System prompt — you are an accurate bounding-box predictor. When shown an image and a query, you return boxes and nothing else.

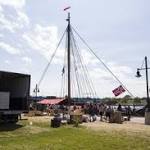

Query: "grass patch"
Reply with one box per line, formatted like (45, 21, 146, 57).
(0, 120, 150, 150)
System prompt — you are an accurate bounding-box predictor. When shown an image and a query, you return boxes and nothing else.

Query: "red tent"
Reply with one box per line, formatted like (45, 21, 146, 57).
(37, 98, 64, 105)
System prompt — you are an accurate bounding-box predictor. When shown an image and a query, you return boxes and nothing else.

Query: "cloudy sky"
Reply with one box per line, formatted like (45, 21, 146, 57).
(0, 0, 150, 98)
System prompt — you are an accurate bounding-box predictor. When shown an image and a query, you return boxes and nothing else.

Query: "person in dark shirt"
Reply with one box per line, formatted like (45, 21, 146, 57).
(126, 106, 131, 121)
(117, 104, 122, 112)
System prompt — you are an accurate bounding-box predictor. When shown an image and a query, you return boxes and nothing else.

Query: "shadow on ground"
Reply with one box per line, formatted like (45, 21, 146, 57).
(0, 123, 23, 131)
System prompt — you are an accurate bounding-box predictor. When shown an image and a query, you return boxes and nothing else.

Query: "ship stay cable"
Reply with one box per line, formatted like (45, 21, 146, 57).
(70, 29, 90, 98)
(71, 29, 98, 98)
(59, 26, 98, 99)
(59, 37, 67, 98)
(71, 40, 82, 98)
(62, 28, 88, 98)
(72, 26, 134, 97)
(71, 37, 87, 98)
(60, 30, 70, 98)
(36, 13, 134, 99)
(71, 39, 90, 97)
(37, 28, 67, 89)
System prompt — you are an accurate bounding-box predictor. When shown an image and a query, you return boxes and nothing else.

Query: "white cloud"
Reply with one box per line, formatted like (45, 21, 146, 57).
(0, 0, 29, 32)
(107, 62, 133, 78)
(0, 42, 20, 55)
(0, 14, 17, 32)
(0, 5, 2, 11)
(0, 0, 25, 9)
(0, 33, 3, 38)
(108, 62, 132, 73)
(4, 60, 11, 65)
(17, 11, 29, 26)
(22, 56, 32, 65)
(18, 57, 32, 74)
(89, 61, 133, 81)
(23, 24, 58, 60)
(81, 49, 99, 65)
(90, 68, 112, 80)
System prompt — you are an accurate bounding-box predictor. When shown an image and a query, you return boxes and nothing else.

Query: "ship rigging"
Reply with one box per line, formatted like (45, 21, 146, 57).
(34, 12, 134, 103)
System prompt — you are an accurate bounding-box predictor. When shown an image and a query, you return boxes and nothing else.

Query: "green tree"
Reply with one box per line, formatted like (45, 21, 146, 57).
(133, 97, 141, 104)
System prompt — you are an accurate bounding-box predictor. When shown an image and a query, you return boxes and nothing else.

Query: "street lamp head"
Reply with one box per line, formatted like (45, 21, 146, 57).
(33, 87, 40, 93)
(136, 69, 142, 78)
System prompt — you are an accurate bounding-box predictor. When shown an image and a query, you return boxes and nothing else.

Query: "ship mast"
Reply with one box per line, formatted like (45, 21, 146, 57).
(66, 13, 71, 104)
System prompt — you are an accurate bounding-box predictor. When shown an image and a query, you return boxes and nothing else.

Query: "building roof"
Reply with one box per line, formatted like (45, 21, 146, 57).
(37, 98, 64, 105)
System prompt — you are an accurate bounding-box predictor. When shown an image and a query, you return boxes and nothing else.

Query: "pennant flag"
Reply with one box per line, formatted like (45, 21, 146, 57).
(62, 67, 65, 76)
(64, 6, 71, 11)
(112, 85, 125, 97)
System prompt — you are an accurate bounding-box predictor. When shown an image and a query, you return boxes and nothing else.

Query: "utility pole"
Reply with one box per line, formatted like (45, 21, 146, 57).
(33, 84, 40, 101)
(66, 13, 71, 105)
(136, 56, 150, 124)
(145, 56, 150, 109)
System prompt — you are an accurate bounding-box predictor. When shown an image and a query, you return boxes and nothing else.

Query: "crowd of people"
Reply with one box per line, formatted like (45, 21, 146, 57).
(80, 103, 132, 122)
(34, 101, 133, 123)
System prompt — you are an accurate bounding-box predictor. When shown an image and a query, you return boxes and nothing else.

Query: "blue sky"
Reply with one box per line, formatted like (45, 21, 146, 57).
(0, 0, 150, 98)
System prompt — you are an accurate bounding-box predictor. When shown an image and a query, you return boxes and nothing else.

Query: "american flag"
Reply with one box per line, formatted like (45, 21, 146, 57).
(112, 85, 125, 97)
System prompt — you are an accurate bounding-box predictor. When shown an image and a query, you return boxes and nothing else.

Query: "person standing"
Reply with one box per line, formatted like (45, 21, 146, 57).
(126, 106, 131, 121)
(99, 104, 104, 121)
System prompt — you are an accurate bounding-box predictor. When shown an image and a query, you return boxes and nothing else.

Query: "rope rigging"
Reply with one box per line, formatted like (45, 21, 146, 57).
(59, 48, 67, 98)
(59, 24, 98, 99)
(72, 26, 134, 98)
(70, 28, 98, 98)
(34, 13, 134, 99)
(35, 28, 67, 90)
(59, 32, 68, 98)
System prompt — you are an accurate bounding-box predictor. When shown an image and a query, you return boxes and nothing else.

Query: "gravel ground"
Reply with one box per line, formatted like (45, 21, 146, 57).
(82, 117, 150, 137)
(130, 117, 144, 124)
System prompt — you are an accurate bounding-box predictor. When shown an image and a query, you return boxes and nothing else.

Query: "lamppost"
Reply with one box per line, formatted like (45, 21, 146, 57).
(33, 84, 40, 99)
(136, 56, 150, 125)
(33, 84, 40, 108)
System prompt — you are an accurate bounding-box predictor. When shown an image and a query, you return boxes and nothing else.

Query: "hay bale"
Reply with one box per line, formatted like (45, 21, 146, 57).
(109, 111, 123, 124)
(70, 110, 83, 124)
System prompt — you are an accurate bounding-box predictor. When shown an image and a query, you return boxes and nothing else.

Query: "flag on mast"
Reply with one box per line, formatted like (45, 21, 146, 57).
(64, 6, 71, 11)
(62, 66, 65, 76)
(112, 85, 125, 97)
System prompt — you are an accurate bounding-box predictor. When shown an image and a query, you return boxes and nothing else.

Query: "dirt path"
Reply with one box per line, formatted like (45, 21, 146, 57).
(26, 116, 52, 123)
(82, 117, 150, 137)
